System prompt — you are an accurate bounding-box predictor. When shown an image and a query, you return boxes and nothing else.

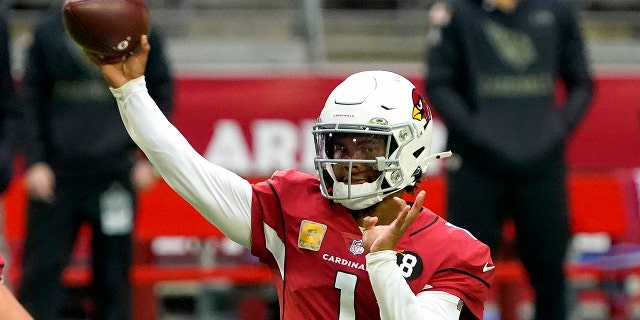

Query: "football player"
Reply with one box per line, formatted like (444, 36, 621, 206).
(89, 35, 495, 320)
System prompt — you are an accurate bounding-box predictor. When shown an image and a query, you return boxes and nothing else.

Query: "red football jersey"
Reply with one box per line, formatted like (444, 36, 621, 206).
(251, 169, 494, 319)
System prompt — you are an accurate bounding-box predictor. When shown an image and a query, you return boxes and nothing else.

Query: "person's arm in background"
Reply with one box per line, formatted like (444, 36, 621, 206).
(16, 22, 56, 201)
(556, 1, 594, 132)
(523, 1, 594, 166)
(425, 4, 512, 169)
(425, 5, 477, 144)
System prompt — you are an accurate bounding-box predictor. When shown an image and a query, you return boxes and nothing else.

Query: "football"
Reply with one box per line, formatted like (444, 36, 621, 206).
(62, 0, 150, 62)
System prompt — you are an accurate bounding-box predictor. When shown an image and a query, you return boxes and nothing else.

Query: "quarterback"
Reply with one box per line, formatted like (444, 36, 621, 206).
(90, 35, 495, 319)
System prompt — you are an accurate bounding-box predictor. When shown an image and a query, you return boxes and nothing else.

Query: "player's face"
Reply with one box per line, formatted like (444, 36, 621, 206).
(330, 133, 386, 184)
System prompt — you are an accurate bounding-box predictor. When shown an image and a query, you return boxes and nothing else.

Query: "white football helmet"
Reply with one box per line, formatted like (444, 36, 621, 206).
(313, 70, 450, 210)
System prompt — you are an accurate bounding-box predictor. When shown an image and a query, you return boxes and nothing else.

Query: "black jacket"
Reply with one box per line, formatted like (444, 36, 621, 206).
(0, 13, 14, 192)
(18, 9, 174, 182)
(425, 0, 593, 176)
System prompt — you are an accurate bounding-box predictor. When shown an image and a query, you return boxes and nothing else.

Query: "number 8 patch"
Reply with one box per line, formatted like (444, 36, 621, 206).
(396, 250, 424, 281)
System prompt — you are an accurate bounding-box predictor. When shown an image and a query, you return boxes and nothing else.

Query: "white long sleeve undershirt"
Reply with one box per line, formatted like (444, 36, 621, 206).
(111, 76, 254, 247)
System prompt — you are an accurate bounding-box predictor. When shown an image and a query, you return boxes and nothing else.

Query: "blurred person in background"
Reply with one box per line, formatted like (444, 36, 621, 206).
(0, 8, 14, 199)
(1, 7, 31, 320)
(15, 4, 174, 319)
(425, 0, 594, 319)
(0, 7, 21, 293)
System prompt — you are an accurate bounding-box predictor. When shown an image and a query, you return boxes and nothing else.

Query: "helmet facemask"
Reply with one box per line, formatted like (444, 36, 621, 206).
(313, 120, 433, 210)
(312, 70, 445, 210)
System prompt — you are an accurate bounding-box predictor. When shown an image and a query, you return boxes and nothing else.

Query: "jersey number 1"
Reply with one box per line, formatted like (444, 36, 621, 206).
(335, 271, 357, 320)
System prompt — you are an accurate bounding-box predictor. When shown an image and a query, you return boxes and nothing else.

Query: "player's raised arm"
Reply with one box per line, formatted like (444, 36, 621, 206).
(85, 36, 253, 247)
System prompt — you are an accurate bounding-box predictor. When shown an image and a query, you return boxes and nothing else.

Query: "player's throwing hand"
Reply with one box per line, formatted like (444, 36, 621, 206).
(362, 190, 425, 253)
(85, 35, 150, 88)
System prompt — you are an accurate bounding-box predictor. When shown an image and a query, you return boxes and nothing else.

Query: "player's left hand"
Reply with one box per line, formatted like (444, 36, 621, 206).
(362, 190, 425, 253)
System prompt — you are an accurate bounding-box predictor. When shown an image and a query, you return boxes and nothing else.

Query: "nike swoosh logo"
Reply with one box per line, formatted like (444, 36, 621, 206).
(483, 262, 495, 272)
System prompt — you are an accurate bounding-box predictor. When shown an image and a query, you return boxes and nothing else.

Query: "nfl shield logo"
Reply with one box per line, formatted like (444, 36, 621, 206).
(350, 240, 365, 255)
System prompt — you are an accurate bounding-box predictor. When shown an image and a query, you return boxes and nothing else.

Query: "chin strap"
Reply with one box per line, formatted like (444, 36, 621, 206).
(333, 180, 386, 210)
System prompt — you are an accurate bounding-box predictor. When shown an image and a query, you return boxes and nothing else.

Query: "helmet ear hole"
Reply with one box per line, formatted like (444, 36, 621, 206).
(380, 179, 391, 190)
(389, 138, 399, 155)
(413, 146, 425, 158)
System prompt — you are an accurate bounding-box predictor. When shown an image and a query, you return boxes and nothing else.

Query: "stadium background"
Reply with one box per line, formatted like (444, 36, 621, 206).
(2, 0, 640, 319)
